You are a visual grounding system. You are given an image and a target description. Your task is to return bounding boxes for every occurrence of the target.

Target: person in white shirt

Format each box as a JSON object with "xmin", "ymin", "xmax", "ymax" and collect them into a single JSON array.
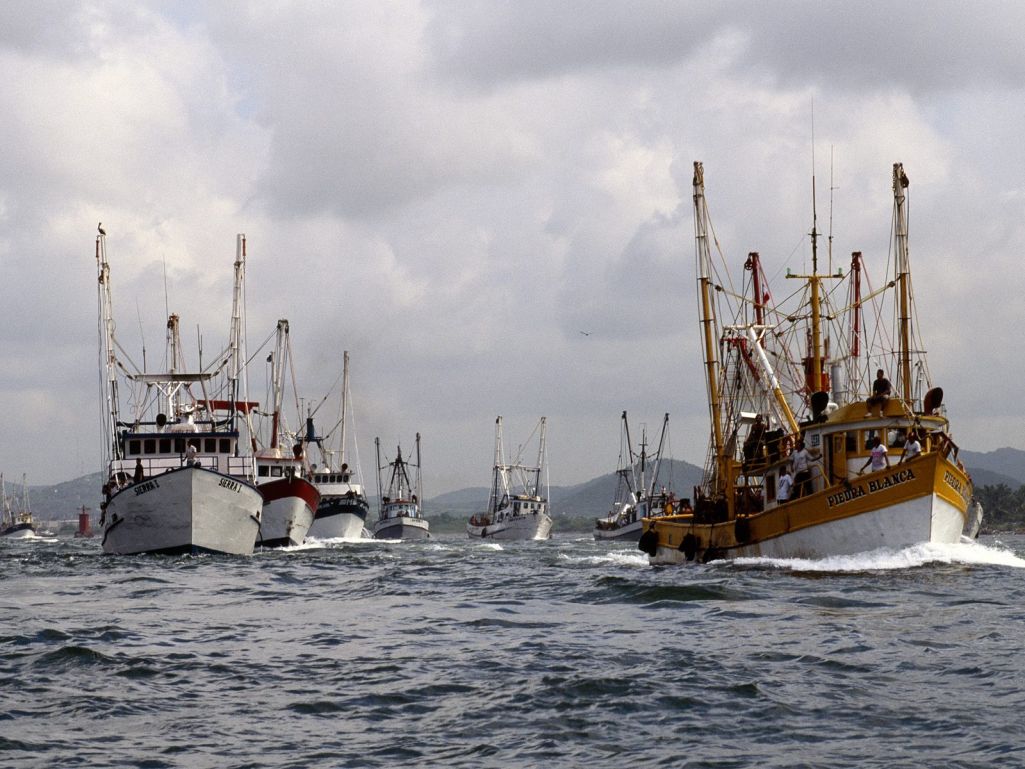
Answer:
[
  {"xmin": 859, "ymin": 436, "xmax": 889, "ymax": 474},
  {"xmin": 789, "ymin": 438, "xmax": 817, "ymax": 497},
  {"xmin": 900, "ymin": 432, "xmax": 922, "ymax": 463},
  {"xmin": 777, "ymin": 469, "xmax": 793, "ymax": 503}
]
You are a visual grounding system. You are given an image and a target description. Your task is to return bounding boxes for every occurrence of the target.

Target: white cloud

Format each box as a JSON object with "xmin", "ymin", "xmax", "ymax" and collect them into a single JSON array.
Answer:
[{"xmin": 0, "ymin": 0, "xmax": 1021, "ymax": 496}]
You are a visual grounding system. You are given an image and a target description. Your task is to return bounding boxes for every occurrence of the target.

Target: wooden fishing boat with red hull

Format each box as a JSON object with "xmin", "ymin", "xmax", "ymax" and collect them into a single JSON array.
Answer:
[{"xmin": 639, "ymin": 162, "xmax": 977, "ymax": 565}]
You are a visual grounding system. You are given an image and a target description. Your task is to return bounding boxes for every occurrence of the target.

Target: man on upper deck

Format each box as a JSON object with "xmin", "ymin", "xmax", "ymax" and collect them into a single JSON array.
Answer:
[{"xmin": 866, "ymin": 369, "xmax": 892, "ymax": 418}]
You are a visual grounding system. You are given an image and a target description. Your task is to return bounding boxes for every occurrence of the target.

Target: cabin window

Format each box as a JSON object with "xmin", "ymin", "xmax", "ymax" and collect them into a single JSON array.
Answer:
[
  {"xmin": 143, "ymin": 439, "xmax": 157, "ymax": 455},
  {"xmin": 174, "ymin": 438, "xmax": 185, "ymax": 454},
  {"xmin": 258, "ymin": 466, "xmax": 269, "ymax": 477},
  {"xmin": 271, "ymin": 466, "xmax": 283, "ymax": 477},
  {"xmin": 863, "ymin": 429, "xmax": 880, "ymax": 451},
  {"xmin": 767, "ymin": 472, "xmax": 777, "ymax": 503},
  {"xmin": 188, "ymin": 438, "xmax": 201, "ymax": 450},
  {"xmin": 159, "ymin": 438, "xmax": 171, "ymax": 454},
  {"xmin": 843, "ymin": 432, "xmax": 856, "ymax": 453},
  {"xmin": 888, "ymin": 429, "xmax": 905, "ymax": 448},
  {"xmin": 128, "ymin": 439, "xmax": 141, "ymax": 455},
  {"xmin": 204, "ymin": 438, "xmax": 217, "ymax": 453}
]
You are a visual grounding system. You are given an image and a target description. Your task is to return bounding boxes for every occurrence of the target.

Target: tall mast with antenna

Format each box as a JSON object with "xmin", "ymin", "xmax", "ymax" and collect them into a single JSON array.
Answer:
[
  {"xmin": 338, "ymin": 350, "xmax": 349, "ymax": 467},
  {"xmin": 893, "ymin": 163, "xmax": 913, "ymax": 403}
]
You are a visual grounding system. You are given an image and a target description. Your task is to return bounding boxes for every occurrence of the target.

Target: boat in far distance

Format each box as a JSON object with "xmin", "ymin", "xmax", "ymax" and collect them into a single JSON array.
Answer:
[
  {"xmin": 467, "ymin": 417, "xmax": 553, "ymax": 541},
  {"xmin": 306, "ymin": 351, "xmax": 371, "ymax": 540},
  {"xmin": 373, "ymin": 434, "xmax": 430, "ymax": 540},
  {"xmin": 253, "ymin": 319, "xmax": 320, "ymax": 548},
  {"xmin": 594, "ymin": 412, "xmax": 675, "ymax": 542},
  {"xmin": 1, "ymin": 473, "xmax": 37, "ymax": 538}
]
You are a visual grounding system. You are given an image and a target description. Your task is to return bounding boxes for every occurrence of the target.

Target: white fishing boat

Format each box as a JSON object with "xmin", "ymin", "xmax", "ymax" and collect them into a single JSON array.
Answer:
[
  {"xmin": 253, "ymin": 319, "xmax": 320, "ymax": 548},
  {"xmin": 306, "ymin": 351, "xmax": 371, "ymax": 540},
  {"xmin": 96, "ymin": 231, "xmax": 262, "ymax": 556},
  {"xmin": 639, "ymin": 162, "xmax": 977, "ymax": 564},
  {"xmin": 373, "ymin": 434, "xmax": 430, "ymax": 540},
  {"xmin": 594, "ymin": 412, "xmax": 674, "ymax": 542},
  {"xmin": 467, "ymin": 417, "xmax": 553, "ymax": 541},
  {"xmin": 1, "ymin": 474, "xmax": 37, "ymax": 538}
]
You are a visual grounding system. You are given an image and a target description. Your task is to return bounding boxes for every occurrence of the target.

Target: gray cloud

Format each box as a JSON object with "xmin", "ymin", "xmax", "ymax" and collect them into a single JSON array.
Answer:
[{"xmin": 1, "ymin": 1, "xmax": 1022, "ymax": 495}]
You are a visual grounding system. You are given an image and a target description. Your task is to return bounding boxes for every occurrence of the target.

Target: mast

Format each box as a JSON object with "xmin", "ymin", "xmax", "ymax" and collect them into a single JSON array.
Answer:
[
  {"xmin": 647, "ymin": 413, "xmax": 670, "ymax": 499},
  {"xmin": 489, "ymin": 416, "xmax": 504, "ymax": 515},
  {"xmin": 269, "ymin": 319, "xmax": 290, "ymax": 449},
  {"xmin": 693, "ymin": 162, "xmax": 727, "ymax": 493},
  {"xmin": 534, "ymin": 417, "xmax": 547, "ymax": 498},
  {"xmin": 338, "ymin": 351, "xmax": 350, "ymax": 468},
  {"xmin": 893, "ymin": 163, "xmax": 913, "ymax": 402},
  {"xmin": 96, "ymin": 231, "xmax": 122, "ymax": 463},
  {"xmin": 374, "ymin": 437, "xmax": 383, "ymax": 517},
  {"xmin": 850, "ymin": 252, "xmax": 863, "ymax": 359},
  {"xmin": 227, "ymin": 235, "xmax": 247, "ymax": 432},
  {"xmin": 166, "ymin": 314, "xmax": 181, "ymax": 418},
  {"xmin": 414, "ymin": 432, "xmax": 423, "ymax": 505}
]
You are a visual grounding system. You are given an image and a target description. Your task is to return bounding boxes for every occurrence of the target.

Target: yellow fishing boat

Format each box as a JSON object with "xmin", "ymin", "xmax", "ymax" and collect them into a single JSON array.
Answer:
[{"xmin": 639, "ymin": 162, "xmax": 981, "ymax": 564}]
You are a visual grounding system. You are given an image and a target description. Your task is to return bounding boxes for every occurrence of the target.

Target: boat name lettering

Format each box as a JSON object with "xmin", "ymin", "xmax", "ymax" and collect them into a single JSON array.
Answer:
[
  {"xmin": 133, "ymin": 480, "xmax": 160, "ymax": 496},
  {"xmin": 867, "ymin": 468, "xmax": 916, "ymax": 494},
  {"xmin": 826, "ymin": 485, "xmax": 866, "ymax": 508},
  {"xmin": 219, "ymin": 478, "xmax": 242, "ymax": 493},
  {"xmin": 826, "ymin": 469, "xmax": 916, "ymax": 508},
  {"xmin": 943, "ymin": 470, "xmax": 970, "ymax": 502}
]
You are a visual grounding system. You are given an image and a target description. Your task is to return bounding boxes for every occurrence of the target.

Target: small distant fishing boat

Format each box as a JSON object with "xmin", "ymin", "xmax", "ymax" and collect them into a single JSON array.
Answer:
[
  {"xmin": 594, "ymin": 412, "xmax": 674, "ymax": 542},
  {"xmin": 373, "ymin": 434, "xmax": 430, "ymax": 540},
  {"xmin": 467, "ymin": 417, "xmax": 553, "ymax": 541},
  {"xmin": 639, "ymin": 162, "xmax": 977, "ymax": 564},
  {"xmin": 306, "ymin": 352, "xmax": 371, "ymax": 540},
  {"xmin": 96, "ymin": 231, "xmax": 262, "ymax": 556},
  {"xmin": 1, "ymin": 474, "xmax": 37, "ymax": 538},
  {"xmin": 254, "ymin": 320, "xmax": 320, "ymax": 548}
]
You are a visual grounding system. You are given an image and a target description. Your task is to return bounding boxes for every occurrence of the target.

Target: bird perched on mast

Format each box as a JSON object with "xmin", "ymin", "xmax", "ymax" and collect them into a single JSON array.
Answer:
[{"xmin": 97, "ymin": 222, "xmax": 106, "ymax": 236}]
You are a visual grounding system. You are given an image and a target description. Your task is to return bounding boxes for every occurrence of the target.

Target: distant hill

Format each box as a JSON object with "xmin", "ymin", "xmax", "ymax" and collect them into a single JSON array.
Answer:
[
  {"xmin": 20, "ymin": 446, "xmax": 1021, "ymax": 523},
  {"xmin": 20, "ymin": 472, "xmax": 102, "ymax": 521},
  {"xmin": 424, "ymin": 458, "xmax": 705, "ymax": 518},
  {"xmin": 961, "ymin": 447, "xmax": 1025, "ymax": 487}
]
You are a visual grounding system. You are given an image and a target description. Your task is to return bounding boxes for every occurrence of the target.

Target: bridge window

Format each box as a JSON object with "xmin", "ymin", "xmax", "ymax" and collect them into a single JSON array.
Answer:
[
  {"xmin": 143, "ymin": 439, "xmax": 156, "ymax": 455},
  {"xmin": 204, "ymin": 438, "xmax": 217, "ymax": 453},
  {"xmin": 219, "ymin": 439, "xmax": 231, "ymax": 454},
  {"xmin": 271, "ymin": 466, "xmax": 283, "ymax": 477},
  {"xmin": 159, "ymin": 438, "xmax": 171, "ymax": 454},
  {"xmin": 128, "ymin": 439, "xmax": 141, "ymax": 455},
  {"xmin": 258, "ymin": 466, "xmax": 269, "ymax": 477},
  {"xmin": 174, "ymin": 438, "xmax": 185, "ymax": 454}
]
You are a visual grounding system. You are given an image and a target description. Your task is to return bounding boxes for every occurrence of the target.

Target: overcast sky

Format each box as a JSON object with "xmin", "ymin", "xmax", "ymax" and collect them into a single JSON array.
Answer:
[{"xmin": 2, "ymin": 1, "xmax": 1023, "ymax": 497}]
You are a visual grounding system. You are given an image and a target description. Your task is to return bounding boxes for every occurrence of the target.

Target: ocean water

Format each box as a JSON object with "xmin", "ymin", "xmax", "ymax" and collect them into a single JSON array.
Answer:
[{"xmin": 2, "ymin": 532, "xmax": 1025, "ymax": 768}]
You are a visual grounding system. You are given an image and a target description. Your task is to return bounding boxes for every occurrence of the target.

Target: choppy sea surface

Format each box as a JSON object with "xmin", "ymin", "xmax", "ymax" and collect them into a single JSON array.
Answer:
[{"xmin": 2, "ymin": 531, "xmax": 1025, "ymax": 768}]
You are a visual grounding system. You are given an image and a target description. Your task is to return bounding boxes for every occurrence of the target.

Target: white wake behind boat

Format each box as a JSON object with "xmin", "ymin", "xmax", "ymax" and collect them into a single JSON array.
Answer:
[
  {"xmin": 96, "ymin": 231, "xmax": 263, "ymax": 556},
  {"xmin": 467, "ymin": 417, "xmax": 553, "ymax": 541},
  {"xmin": 373, "ymin": 434, "xmax": 430, "ymax": 540}
]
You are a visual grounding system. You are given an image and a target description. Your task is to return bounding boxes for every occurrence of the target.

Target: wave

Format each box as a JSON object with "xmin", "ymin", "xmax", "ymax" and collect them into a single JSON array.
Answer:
[
  {"xmin": 557, "ymin": 550, "xmax": 649, "ymax": 568},
  {"xmin": 730, "ymin": 539, "xmax": 1025, "ymax": 572}
]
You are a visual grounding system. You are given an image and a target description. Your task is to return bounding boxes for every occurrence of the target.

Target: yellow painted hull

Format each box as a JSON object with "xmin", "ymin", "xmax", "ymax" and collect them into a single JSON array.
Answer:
[{"xmin": 643, "ymin": 452, "xmax": 972, "ymax": 564}]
